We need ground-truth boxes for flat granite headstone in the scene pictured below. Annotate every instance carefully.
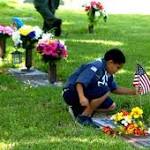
[8,68,63,87]
[92,116,150,149]
[92,116,116,128]
[124,135,150,148]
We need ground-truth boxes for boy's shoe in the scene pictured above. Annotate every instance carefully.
[76,115,99,128]
[43,18,62,36]
[68,106,79,120]
[68,106,76,120]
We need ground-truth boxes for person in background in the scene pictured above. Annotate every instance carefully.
[33,0,62,36]
[63,48,138,128]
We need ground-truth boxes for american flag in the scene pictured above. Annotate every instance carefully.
[133,64,150,95]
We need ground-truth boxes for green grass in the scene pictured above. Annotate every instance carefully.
[0,1,150,149]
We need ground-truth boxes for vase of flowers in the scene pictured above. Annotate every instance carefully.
[36,35,68,84]
[12,25,43,71]
[84,0,107,33]
[48,61,57,84]
[0,25,13,58]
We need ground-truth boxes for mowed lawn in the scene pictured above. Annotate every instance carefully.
[0,0,150,149]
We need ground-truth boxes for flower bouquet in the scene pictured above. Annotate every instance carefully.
[12,25,43,70]
[36,34,68,62]
[12,25,43,49]
[0,25,14,58]
[0,25,13,38]
[36,34,68,83]
[84,0,107,33]
[102,107,149,136]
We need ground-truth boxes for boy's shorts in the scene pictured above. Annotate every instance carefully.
[63,86,113,116]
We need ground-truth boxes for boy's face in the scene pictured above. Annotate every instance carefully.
[106,60,123,75]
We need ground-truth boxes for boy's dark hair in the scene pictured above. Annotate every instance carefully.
[104,48,126,64]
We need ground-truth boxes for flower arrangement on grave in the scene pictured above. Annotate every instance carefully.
[12,25,43,70]
[36,33,68,83]
[102,107,150,136]
[36,33,68,62]
[83,0,107,33]
[0,25,14,58]
[12,25,43,49]
[0,25,14,38]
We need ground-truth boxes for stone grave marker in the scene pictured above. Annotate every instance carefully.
[92,116,150,149]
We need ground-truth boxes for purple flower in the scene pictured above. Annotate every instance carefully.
[28,31,36,39]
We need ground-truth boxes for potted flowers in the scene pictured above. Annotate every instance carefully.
[103,107,149,136]
[36,34,68,84]
[0,25,13,58]
[84,0,107,33]
[12,25,43,71]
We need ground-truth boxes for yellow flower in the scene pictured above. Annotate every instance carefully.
[131,107,143,119]
[112,112,124,122]
[18,25,33,36]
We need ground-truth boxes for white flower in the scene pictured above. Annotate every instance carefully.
[148,128,150,134]
[41,33,54,41]
[59,40,65,45]
[12,31,22,46]
[95,11,100,17]
[124,116,132,124]
[32,26,43,39]
[121,120,128,126]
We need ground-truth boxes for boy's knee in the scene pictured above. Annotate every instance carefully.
[108,102,116,111]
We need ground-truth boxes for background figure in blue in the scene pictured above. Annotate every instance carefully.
[33,0,61,36]
[63,48,138,128]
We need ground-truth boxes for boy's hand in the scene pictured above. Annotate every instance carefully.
[80,96,89,107]
[135,86,142,95]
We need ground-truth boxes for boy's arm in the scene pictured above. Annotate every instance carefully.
[76,83,89,106]
[112,87,137,95]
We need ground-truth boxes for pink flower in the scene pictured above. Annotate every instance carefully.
[0,25,14,36]
[91,1,97,8]
[0,25,5,33]
[97,2,104,10]
[36,39,68,60]
[3,26,14,35]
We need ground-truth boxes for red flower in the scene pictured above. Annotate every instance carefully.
[102,126,115,135]
[121,109,129,116]
[85,6,91,11]
[134,128,146,136]
[97,2,104,10]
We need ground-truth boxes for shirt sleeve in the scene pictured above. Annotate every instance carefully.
[108,76,118,91]
[75,65,97,88]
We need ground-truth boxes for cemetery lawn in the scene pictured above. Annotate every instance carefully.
[0,0,150,149]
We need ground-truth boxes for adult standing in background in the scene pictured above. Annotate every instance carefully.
[33,0,62,36]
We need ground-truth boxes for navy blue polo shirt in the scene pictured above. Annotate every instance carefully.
[64,58,117,91]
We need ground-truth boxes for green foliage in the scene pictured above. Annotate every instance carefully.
[0,0,150,149]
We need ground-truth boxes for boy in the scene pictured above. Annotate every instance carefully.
[63,48,137,128]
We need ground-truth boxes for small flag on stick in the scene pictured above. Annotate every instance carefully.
[133,64,150,95]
